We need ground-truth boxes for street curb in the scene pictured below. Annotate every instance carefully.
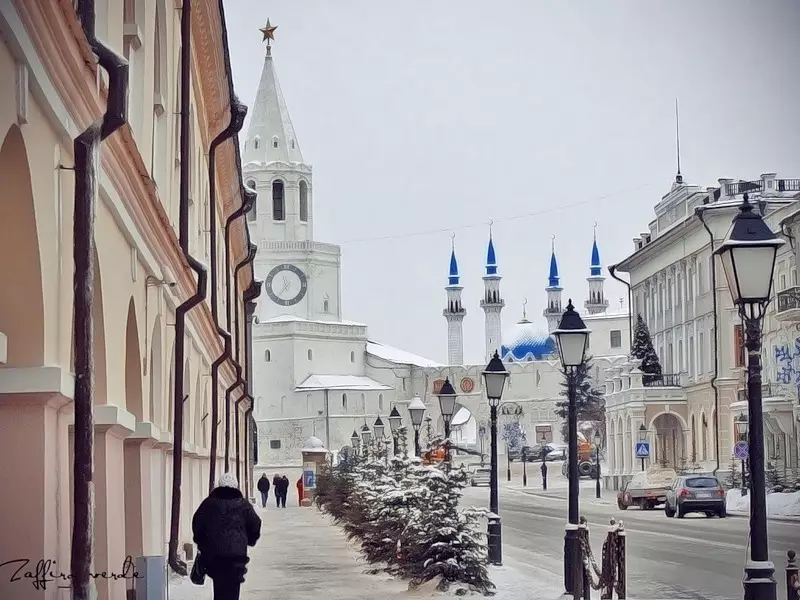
[511,488,613,505]
[726,510,800,523]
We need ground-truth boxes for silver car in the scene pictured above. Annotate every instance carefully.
[471,467,491,487]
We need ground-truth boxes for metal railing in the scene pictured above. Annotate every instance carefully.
[725,179,800,197]
[642,373,681,387]
[787,550,799,599]
[777,287,800,313]
[778,179,800,193]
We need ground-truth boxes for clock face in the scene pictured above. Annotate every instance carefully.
[265,264,308,306]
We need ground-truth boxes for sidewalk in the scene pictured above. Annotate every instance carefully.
[169,502,563,599]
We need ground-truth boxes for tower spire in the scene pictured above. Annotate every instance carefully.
[444,234,466,364]
[674,98,683,185]
[544,235,563,333]
[480,222,504,362]
[585,223,609,315]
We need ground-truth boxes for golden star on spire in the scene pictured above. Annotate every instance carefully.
[260,19,278,44]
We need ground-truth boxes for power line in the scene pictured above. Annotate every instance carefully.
[338,183,654,245]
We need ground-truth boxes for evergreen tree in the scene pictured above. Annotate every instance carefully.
[556,356,606,442]
[631,314,662,382]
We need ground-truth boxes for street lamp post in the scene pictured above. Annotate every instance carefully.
[522,446,528,487]
[714,193,784,600]
[540,432,548,490]
[593,429,602,499]
[374,416,385,462]
[408,395,426,457]
[437,378,458,466]
[638,424,647,471]
[350,430,360,457]
[360,423,372,458]
[553,299,591,599]
[483,350,509,566]
[737,412,749,497]
[388,406,403,456]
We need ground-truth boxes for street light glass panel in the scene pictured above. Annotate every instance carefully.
[593,430,601,447]
[553,300,590,368]
[350,430,360,447]
[407,395,426,428]
[361,424,372,445]
[388,406,402,433]
[482,350,509,405]
[638,424,647,441]
[373,417,385,440]
[437,378,458,419]
[738,413,749,436]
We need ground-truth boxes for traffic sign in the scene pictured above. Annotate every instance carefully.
[303,471,316,489]
[635,441,650,458]
[734,440,749,460]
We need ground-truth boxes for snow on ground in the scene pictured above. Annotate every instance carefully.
[726,488,800,517]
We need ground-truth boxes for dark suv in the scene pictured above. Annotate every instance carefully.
[664,475,726,518]
[508,445,544,462]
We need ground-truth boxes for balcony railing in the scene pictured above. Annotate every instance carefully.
[643,373,681,387]
[725,179,800,197]
[737,383,787,402]
[777,287,800,313]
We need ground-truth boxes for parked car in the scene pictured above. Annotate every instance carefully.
[664,475,726,518]
[617,468,676,510]
[471,467,491,487]
[508,446,537,462]
[545,444,567,461]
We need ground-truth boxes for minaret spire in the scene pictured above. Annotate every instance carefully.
[544,235,563,333]
[585,223,609,314]
[444,234,466,365]
[674,98,683,185]
[480,222,504,362]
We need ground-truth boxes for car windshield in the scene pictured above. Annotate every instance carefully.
[476,469,491,474]
[686,477,719,488]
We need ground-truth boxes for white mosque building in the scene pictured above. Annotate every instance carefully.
[245,41,631,469]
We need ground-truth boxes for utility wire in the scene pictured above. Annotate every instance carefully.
[338,183,654,245]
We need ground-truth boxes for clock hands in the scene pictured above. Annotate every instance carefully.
[279,276,292,295]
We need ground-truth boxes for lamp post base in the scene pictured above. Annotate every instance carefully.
[487,515,502,565]
[743,560,777,600]
[563,524,581,598]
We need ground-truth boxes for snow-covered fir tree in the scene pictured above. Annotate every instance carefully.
[556,356,605,443]
[397,463,493,594]
[631,313,662,382]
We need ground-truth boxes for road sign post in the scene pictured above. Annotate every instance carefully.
[734,441,749,496]
[635,441,650,472]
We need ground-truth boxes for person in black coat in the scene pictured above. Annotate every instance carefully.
[192,473,261,600]
[257,474,270,508]
[278,475,290,508]
[272,474,281,508]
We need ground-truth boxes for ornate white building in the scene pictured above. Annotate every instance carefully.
[247,43,631,468]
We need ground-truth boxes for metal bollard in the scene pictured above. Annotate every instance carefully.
[488,515,503,566]
[788,550,799,600]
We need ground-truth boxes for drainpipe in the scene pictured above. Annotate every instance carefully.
[324,389,331,449]
[71,2,128,596]
[608,264,633,351]
[695,206,722,476]
[242,285,260,497]
[207,102,247,493]
[169,0,209,576]
[225,243,256,470]
[236,281,261,488]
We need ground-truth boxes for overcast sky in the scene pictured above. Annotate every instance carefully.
[225,1,800,365]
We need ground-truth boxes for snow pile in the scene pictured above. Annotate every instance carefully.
[726,488,800,517]
[168,567,211,600]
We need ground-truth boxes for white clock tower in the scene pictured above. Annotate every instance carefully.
[243,43,342,323]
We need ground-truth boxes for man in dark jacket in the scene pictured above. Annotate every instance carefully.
[280,475,290,508]
[272,474,281,508]
[192,473,261,600]
[257,474,270,508]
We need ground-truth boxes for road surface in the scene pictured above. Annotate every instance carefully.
[462,481,800,600]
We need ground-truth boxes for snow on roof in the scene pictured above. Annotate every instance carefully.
[295,375,392,392]
[366,341,442,368]
[261,314,367,327]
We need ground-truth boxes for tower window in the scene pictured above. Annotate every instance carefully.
[265,349,271,362]
[269,440,281,449]
[342,393,348,409]
[350,350,355,363]
[299,180,309,222]
[291,139,296,149]
[272,136,279,149]
[378,394,384,410]
[323,298,329,313]
[254,137,260,150]
[610,330,622,349]
[272,179,285,221]
[246,179,257,221]
[307,349,313,361]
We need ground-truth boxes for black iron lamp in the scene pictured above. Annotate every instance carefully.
[360,423,372,445]
[638,424,647,442]
[408,395,426,457]
[388,406,402,435]
[437,378,458,423]
[481,350,508,565]
[553,300,590,369]
[373,416,385,440]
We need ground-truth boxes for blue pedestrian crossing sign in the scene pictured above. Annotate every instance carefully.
[635,441,650,458]
[734,441,749,460]
[303,471,316,488]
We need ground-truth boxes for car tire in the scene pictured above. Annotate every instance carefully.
[665,504,675,518]
[578,462,593,477]
[618,500,627,510]
[718,508,727,518]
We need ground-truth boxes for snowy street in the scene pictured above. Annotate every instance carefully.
[461,480,800,600]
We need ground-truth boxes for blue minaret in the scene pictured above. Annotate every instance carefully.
[443,236,466,364]
[480,226,504,362]
[585,225,609,314]
[544,237,563,333]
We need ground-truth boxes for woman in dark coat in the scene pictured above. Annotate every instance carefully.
[272,473,281,508]
[192,473,261,599]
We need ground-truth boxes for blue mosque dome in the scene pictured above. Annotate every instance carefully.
[500,318,556,362]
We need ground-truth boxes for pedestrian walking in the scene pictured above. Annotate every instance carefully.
[257,474,270,508]
[296,475,303,506]
[191,473,261,600]
[272,473,281,508]
[278,475,289,508]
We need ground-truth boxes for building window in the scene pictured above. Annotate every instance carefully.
[280,396,286,413]
[246,179,257,220]
[307,349,313,360]
[299,180,309,222]
[699,332,705,373]
[254,137,260,150]
[361,393,366,411]
[780,273,787,291]
[265,349,271,362]
[323,299,329,312]
[688,336,695,377]
[697,260,704,294]
[272,180,285,220]
[342,393,347,409]
[687,267,694,298]
[350,350,355,362]
[378,394,384,410]
[677,340,683,373]
[733,325,744,367]
[667,279,673,310]
[291,139,296,149]
[306,394,312,412]
[272,136,279,149]
[269,440,281,449]
[609,330,622,349]
[676,275,682,306]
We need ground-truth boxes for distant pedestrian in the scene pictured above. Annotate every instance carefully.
[272,474,281,508]
[278,475,289,508]
[192,473,261,600]
[296,476,304,506]
[257,474,270,508]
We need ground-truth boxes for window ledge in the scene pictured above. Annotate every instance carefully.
[123,23,142,51]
